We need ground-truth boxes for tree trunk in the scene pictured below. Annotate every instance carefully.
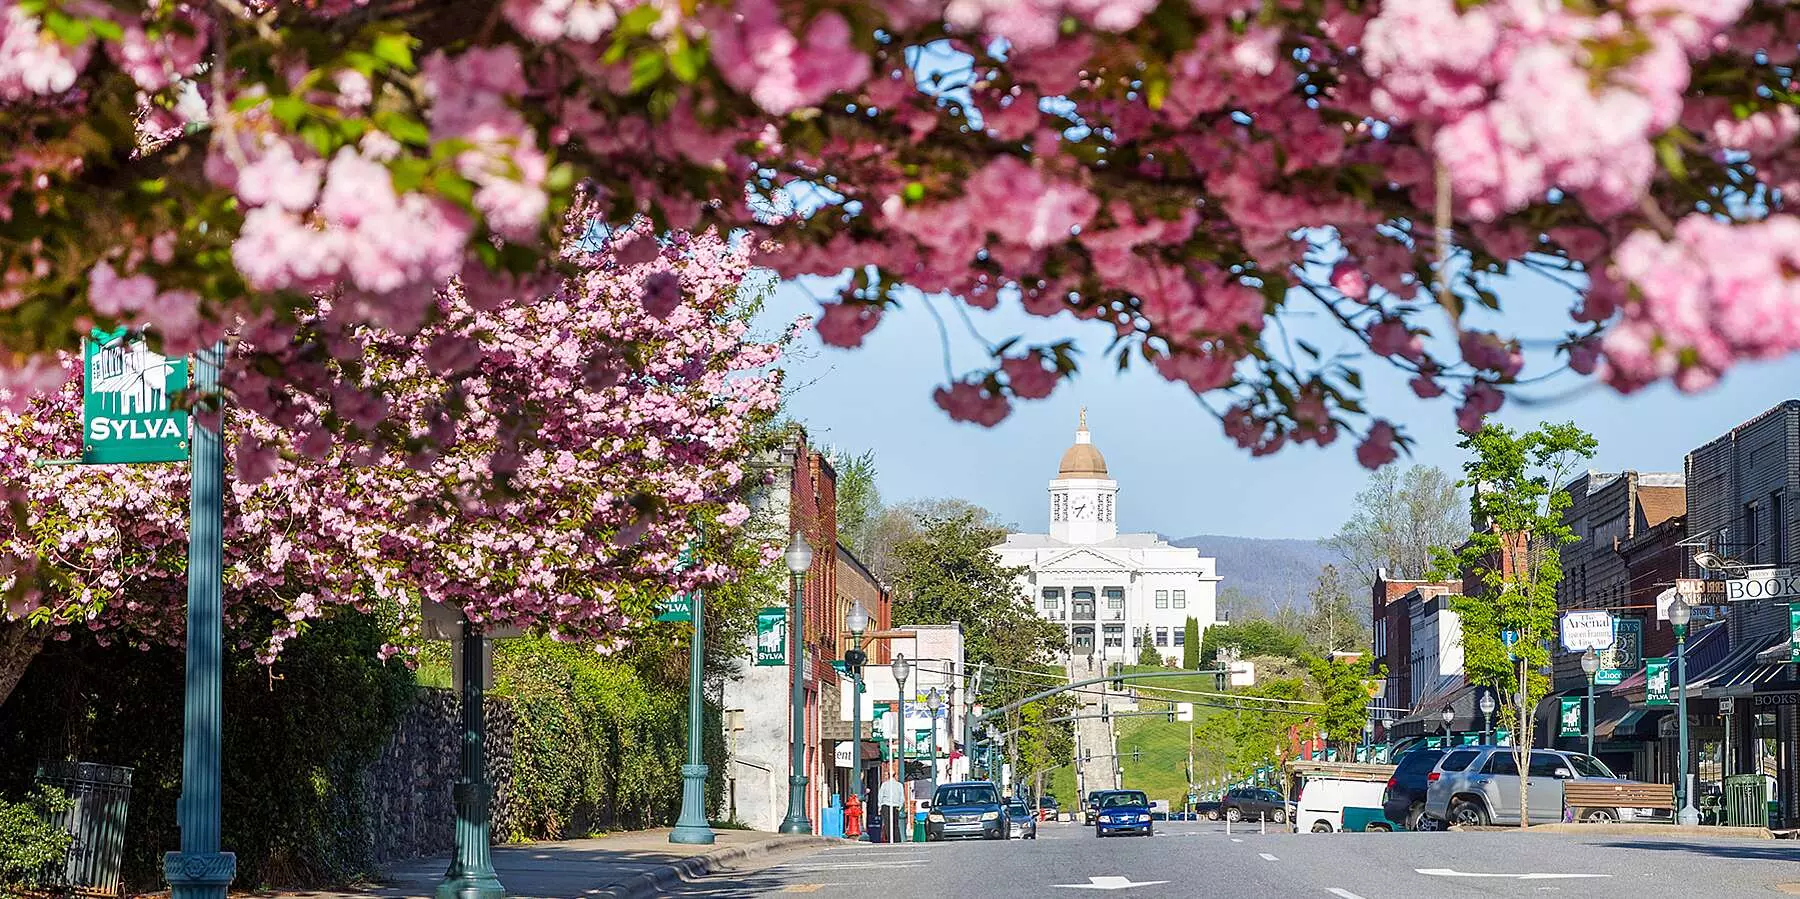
[0,619,47,710]
[1517,658,1530,830]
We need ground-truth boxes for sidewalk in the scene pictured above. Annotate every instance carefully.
[277,829,843,899]
[1452,822,1776,839]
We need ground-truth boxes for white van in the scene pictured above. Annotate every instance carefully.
[1294,775,1387,833]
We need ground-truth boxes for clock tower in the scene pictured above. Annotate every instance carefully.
[1048,409,1118,545]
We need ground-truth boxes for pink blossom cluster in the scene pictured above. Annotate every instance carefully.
[1600,213,1800,393]
[0,223,792,654]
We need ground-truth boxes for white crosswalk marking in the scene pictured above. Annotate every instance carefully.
[1259,853,1279,862]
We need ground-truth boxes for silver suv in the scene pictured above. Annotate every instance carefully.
[1422,746,1657,827]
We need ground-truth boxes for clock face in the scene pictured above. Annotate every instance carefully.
[1073,499,1091,519]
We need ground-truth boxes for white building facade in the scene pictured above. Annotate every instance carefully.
[993,413,1223,665]
[1407,586,1463,706]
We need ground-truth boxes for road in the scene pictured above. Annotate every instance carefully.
[671,820,1800,898]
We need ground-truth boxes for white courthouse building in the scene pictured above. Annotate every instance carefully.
[992,413,1223,664]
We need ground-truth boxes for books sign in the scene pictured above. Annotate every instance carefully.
[754,607,787,666]
[82,328,189,464]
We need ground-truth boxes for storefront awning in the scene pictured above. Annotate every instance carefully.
[1595,706,1667,741]
[1691,629,1789,697]
[1389,678,1490,738]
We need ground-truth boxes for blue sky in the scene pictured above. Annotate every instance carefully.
[756,270,1800,542]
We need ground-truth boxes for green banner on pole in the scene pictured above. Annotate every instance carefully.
[1559,698,1583,737]
[82,328,190,464]
[754,607,787,665]
[1790,604,1800,662]
[1646,657,1671,706]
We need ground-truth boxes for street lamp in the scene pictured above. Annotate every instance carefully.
[1318,731,1329,761]
[779,532,814,835]
[926,688,943,797]
[1670,596,1699,826]
[891,653,911,843]
[1440,704,1455,743]
[670,577,715,844]
[1580,647,1600,757]
[1361,718,1374,762]
[1478,690,1497,745]
[844,599,869,840]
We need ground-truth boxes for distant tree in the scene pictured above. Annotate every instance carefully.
[1138,640,1162,667]
[1303,566,1367,656]
[825,448,881,561]
[1307,655,1374,758]
[1431,422,1596,830]
[1182,618,1201,670]
[1200,620,1305,666]
[1328,465,1466,587]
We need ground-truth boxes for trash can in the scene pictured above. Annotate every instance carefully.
[913,810,927,842]
[821,794,845,838]
[1724,774,1768,828]
[33,761,133,898]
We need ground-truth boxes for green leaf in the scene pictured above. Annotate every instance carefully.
[87,17,123,41]
[543,162,576,193]
[432,169,475,207]
[377,112,431,147]
[1655,134,1688,181]
[371,32,415,71]
[388,157,430,193]
[668,42,704,83]
[628,51,666,93]
[1145,76,1168,111]
[903,182,925,203]
[300,122,334,157]
[618,3,662,35]
[270,96,307,129]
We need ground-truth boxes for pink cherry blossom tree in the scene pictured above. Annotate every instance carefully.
[0,222,795,705]
[0,0,1795,473]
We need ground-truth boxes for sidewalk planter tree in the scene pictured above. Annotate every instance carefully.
[1433,422,1596,829]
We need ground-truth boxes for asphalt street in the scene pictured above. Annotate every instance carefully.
[668,819,1800,898]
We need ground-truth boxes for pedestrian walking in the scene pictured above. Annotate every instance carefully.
[878,765,905,843]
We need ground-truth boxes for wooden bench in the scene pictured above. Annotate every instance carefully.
[1563,781,1675,821]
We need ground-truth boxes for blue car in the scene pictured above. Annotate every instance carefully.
[926,781,1009,841]
[1094,789,1153,837]
[1007,799,1038,839]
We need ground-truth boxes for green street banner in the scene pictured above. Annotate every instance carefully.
[1559,698,1583,737]
[82,327,189,464]
[754,607,787,665]
[655,593,693,623]
[1790,604,1800,662]
[1646,657,1671,706]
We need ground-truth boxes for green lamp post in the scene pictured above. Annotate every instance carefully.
[669,582,714,845]
[926,688,943,796]
[1671,596,1699,826]
[891,653,911,843]
[844,599,869,840]
[1580,647,1600,757]
[163,342,235,899]
[779,532,814,834]
[436,616,505,899]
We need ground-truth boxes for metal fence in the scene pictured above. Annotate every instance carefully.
[33,761,133,897]
[1724,773,1768,828]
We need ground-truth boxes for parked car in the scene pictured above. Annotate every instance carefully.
[1422,746,1664,827]
[1381,747,1448,831]
[1036,796,1060,821]
[1094,789,1154,837]
[1295,775,1389,833]
[1194,799,1222,821]
[1083,790,1106,825]
[926,781,1010,841]
[1221,787,1291,824]
[1006,798,1039,839]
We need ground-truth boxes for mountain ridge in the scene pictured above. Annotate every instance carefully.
[1167,533,1341,618]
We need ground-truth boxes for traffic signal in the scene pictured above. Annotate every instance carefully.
[1132,749,1142,761]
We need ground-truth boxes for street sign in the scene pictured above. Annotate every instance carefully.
[1595,618,1641,684]
[754,607,787,665]
[82,327,189,464]
[1558,698,1582,738]
[1176,702,1194,722]
[1561,611,1615,651]
[1645,657,1671,706]
[1722,569,1800,602]
[655,593,693,623]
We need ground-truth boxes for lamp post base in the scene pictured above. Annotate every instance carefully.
[164,851,235,899]
[434,871,506,899]
[779,773,813,835]
[670,764,716,845]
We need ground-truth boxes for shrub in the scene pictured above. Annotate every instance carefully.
[0,787,73,892]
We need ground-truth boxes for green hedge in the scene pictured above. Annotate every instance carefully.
[0,615,414,892]
[0,786,73,893]
[493,639,724,840]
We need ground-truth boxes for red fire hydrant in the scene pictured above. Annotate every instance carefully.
[845,795,864,838]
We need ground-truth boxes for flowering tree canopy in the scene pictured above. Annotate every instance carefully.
[0,0,1795,468]
[0,225,790,704]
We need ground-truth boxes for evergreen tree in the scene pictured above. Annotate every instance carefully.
[1182,618,1201,670]
[1138,639,1163,668]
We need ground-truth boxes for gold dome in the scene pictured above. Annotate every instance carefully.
[1057,408,1108,478]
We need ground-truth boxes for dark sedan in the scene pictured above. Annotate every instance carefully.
[1195,799,1222,821]
[1007,799,1038,839]
[1094,789,1154,837]
[926,781,1009,841]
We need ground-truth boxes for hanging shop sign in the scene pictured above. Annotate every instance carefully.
[754,607,787,665]
[82,327,190,464]
[1559,698,1583,738]
[1645,657,1671,707]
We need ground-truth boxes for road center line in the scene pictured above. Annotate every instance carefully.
[1259,853,1280,862]
[1327,889,1367,899]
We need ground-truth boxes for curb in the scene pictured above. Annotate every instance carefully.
[604,835,846,899]
[1449,823,1775,840]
